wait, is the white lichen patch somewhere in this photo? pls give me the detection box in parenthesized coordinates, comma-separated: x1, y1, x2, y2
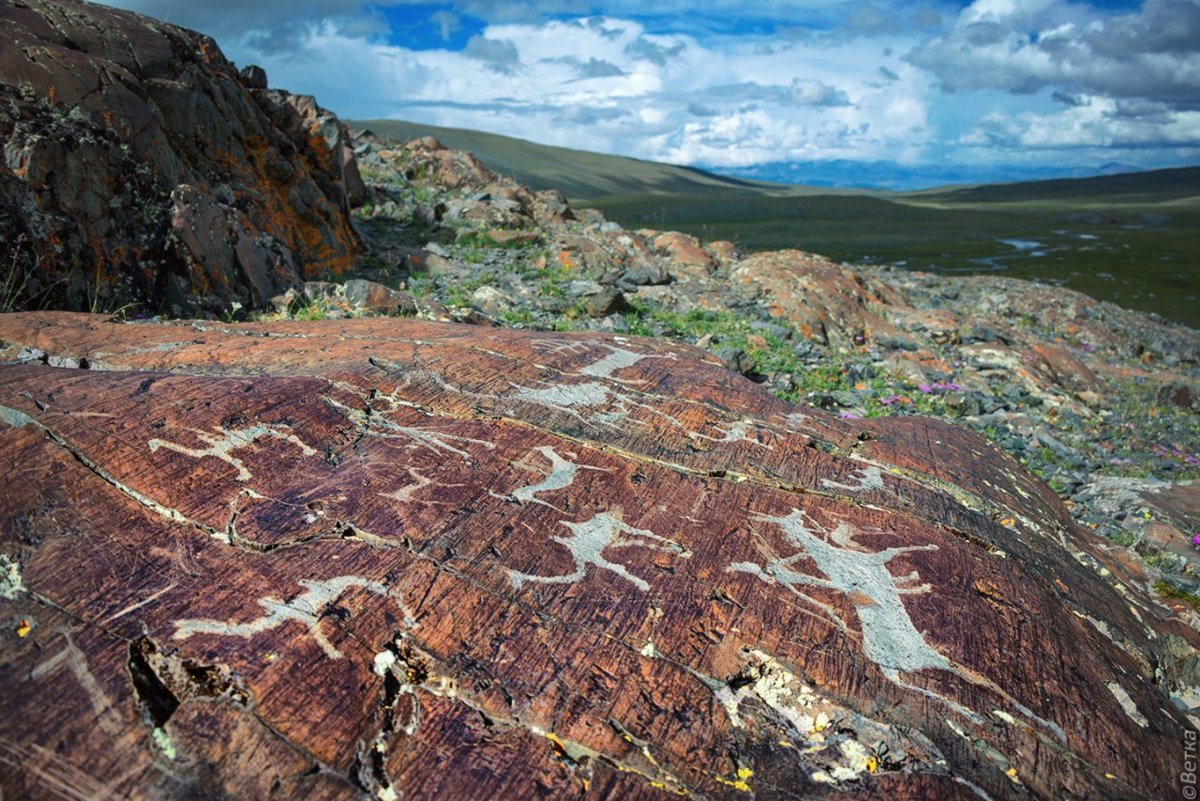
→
(640, 641, 657, 658)
(1, 554, 25, 599)
(152, 727, 177, 760)
(702, 650, 892, 784)
(1106, 682, 1149, 727)
(373, 650, 398, 677)
(0, 404, 35, 429)
(821, 465, 886, 493)
(174, 576, 415, 659)
(992, 710, 1016, 725)
(149, 423, 318, 481)
(508, 512, 689, 592)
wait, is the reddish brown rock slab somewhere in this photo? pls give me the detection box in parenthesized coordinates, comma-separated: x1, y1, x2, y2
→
(0, 312, 1196, 801)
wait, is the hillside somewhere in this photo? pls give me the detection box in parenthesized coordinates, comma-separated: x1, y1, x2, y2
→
(908, 165, 1200, 206)
(355, 120, 1199, 328)
(354, 118, 812, 199)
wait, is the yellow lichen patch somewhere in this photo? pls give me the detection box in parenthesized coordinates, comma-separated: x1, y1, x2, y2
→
(1006, 767, 1022, 784)
(15, 619, 31, 638)
(714, 775, 752, 793)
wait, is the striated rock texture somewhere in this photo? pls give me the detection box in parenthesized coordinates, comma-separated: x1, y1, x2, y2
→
(1, 311, 1196, 800)
(0, 0, 362, 315)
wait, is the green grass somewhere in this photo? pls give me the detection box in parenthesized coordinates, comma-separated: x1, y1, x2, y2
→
(588, 192, 1200, 329)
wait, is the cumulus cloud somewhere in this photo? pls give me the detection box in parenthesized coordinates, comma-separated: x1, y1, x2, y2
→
(464, 34, 521, 73)
(96, 0, 1199, 175)
(624, 36, 688, 65)
(963, 96, 1200, 149)
(545, 56, 628, 79)
(908, 0, 1200, 110)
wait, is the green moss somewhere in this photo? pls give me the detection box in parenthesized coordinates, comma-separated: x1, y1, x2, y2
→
(1154, 580, 1200, 613)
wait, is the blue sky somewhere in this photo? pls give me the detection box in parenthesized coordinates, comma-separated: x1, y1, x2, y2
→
(103, 0, 1200, 181)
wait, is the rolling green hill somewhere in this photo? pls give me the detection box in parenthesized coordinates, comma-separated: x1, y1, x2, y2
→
(355, 118, 1199, 328)
(908, 165, 1200, 206)
(353, 118, 845, 200)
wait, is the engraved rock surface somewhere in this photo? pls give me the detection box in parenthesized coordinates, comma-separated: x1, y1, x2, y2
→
(0, 311, 1195, 800)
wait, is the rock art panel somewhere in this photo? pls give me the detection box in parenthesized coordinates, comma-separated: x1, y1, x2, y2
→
(0, 312, 1195, 801)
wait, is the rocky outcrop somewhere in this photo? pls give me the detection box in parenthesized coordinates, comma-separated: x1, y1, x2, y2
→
(1, 311, 1196, 800)
(0, 0, 362, 315)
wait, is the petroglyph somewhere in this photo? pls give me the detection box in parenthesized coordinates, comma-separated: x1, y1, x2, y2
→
(103, 583, 179, 624)
(730, 509, 1066, 740)
(148, 424, 318, 481)
(688, 419, 773, 450)
(508, 512, 689, 592)
(31, 632, 124, 736)
(173, 576, 415, 659)
(512, 382, 611, 409)
(379, 467, 466, 505)
(575, 345, 671, 381)
(326, 397, 495, 462)
(509, 380, 681, 431)
(731, 509, 945, 675)
(504, 446, 606, 508)
(821, 465, 886, 493)
(0, 403, 35, 428)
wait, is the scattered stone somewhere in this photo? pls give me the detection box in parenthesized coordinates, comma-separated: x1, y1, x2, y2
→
(485, 229, 541, 247)
(1159, 381, 1199, 409)
(583, 288, 628, 317)
(342, 280, 416, 317)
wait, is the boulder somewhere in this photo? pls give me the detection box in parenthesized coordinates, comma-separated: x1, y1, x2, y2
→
(0, 0, 362, 314)
(729, 250, 898, 348)
(0, 311, 1195, 801)
(653, 231, 714, 279)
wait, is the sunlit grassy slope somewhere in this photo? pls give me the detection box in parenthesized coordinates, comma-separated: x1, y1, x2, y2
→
(355, 118, 1199, 328)
(353, 118, 857, 199)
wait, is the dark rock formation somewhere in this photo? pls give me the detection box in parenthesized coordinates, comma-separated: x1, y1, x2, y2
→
(1, 311, 1195, 800)
(0, 0, 362, 315)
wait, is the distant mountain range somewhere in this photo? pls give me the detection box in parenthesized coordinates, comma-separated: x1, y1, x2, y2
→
(707, 160, 1146, 192)
(355, 118, 1196, 201)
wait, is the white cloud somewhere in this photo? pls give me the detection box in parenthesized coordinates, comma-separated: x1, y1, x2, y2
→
(963, 96, 1200, 149)
(96, 0, 1200, 174)
(909, 0, 1200, 109)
